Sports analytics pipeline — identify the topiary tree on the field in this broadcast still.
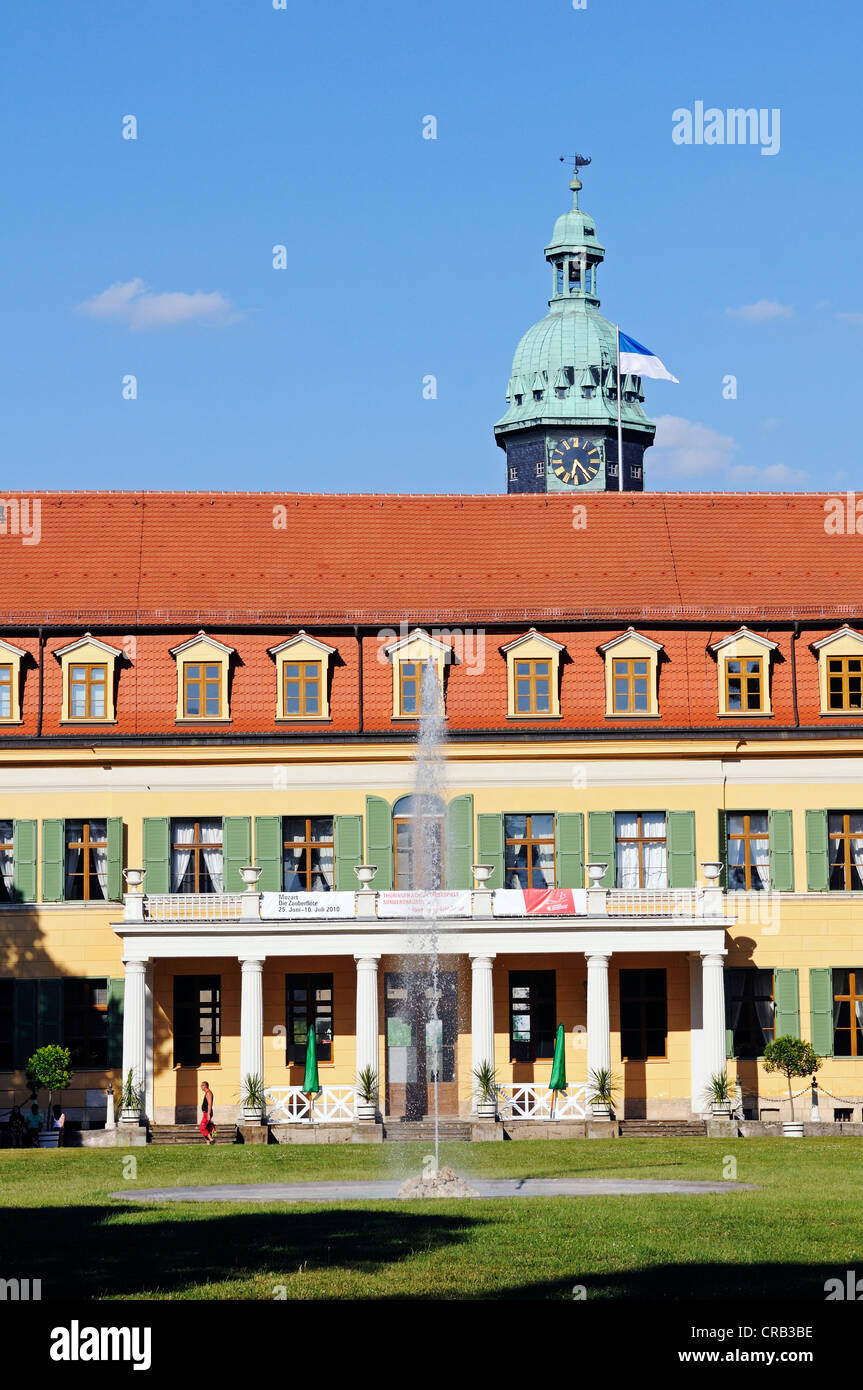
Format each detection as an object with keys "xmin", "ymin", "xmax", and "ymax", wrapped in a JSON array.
[
  {"xmin": 26, "ymin": 1045, "xmax": 74, "ymax": 1123},
  {"xmin": 762, "ymin": 1036, "xmax": 821, "ymax": 1121}
]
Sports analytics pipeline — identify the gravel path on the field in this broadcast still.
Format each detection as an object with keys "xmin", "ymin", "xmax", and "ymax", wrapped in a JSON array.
[{"xmin": 111, "ymin": 1176, "xmax": 758, "ymax": 1203}]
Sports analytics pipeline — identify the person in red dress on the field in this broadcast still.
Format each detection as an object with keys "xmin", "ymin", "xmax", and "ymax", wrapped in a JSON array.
[{"xmin": 199, "ymin": 1082, "xmax": 215, "ymax": 1145}]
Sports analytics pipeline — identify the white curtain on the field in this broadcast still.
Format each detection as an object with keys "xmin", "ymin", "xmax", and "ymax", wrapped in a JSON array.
[
  {"xmin": 170, "ymin": 821, "xmax": 195, "ymax": 892},
  {"xmin": 200, "ymin": 820, "xmax": 223, "ymax": 893},
  {"xmin": 616, "ymin": 814, "xmax": 666, "ymax": 889},
  {"xmin": 283, "ymin": 825, "xmax": 305, "ymax": 890},
  {"xmin": 751, "ymin": 836, "xmax": 769, "ymax": 890},
  {"xmin": 92, "ymin": 822, "xmax": 108, "ymax": 899},
  {"xmin": 65, "ymin": 822, "xmax": 83, "ymax": 899},
  {"xmin": 851, "ymin": 815, "xmax": 863, "ymax": 885},
  {"xmin": 616, "ymin": 814, "xmax": 640, "ymax": 889},
  {"xmin": 642, "ymin": 812, "xmax": 667, "ymax": 889},
  {"xmin": 0, "ymin": 821, "xmax": 13, "ymax": 900}
]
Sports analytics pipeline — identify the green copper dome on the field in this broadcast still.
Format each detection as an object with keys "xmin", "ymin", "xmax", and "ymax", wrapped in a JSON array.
[{"xmin": 495, "ymin": 174, "xmax": 655, "ymax": 440}]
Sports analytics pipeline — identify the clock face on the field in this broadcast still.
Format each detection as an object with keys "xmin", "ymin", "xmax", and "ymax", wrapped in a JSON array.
[{"xmin": 550, "ymin": 436, "xmax": 602, "ymax": 486}]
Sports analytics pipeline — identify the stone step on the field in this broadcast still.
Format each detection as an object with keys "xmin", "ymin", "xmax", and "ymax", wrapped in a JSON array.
[
  {"xmin": 619, "ymin": 1121, "xmax": 708, "ymax": 1137},
  {"xmin": 382, "ymin": 1120, "xmax": 473, "ymax": 1142},
  {"xmin": 148, "ymin": 1125, "xmax": 239, "ymax": 1145}
]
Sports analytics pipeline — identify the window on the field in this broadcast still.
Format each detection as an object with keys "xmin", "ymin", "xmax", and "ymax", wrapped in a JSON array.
[
  {"xmin": 399, "ymin": 661, "xmax": 423, "ymax": 716},
  {"xmin": 394, "ymin": 794, "xmax": 444, "ymax": 890},
  {"xmin": 384, "ymin": 629, "xmax": 451, "ymax": 719},
  {"xmin": 727, "ymin": 812, "xmax": 769, "ymax": 890},
  {"xmin": 0, "ymin": 980, "xmax": 12, "ymax": 1069},
  {"xmin": 56, "ymin": 634, "xmax": 122, "ymax": 723},
  {"xmin": 613, "ymin": 658, "xmax": 649, "ymax": 713},
  {"xmin": 170, "ymin": 819, "xmax": 223, "ymax": 893},
  {"xmin": 726, "ymin": 657, "xmax": 763, "ymax": 712},
  {"xmin": 615, "ymin": 812, "xmax": 667, "ymax": 889},
  {"xmin": 283, "ymin": 662, "xmax": 320, "ymax": 717},
  {"xmin": 285, "ymin": 973, "xmax": 333, "ymax": 1065},
  {"xmin": 0, "ymin": 666, "xmax": 11, "ymax": 719},
  {"xmin": 509, "ymin": 970, "xmax": 556, "ymax": 1062},
  {"xmin": 727, "ymin": 968, "xmax": 775, "ymax": 1058},
  {"xmin": 68, "ymin": 664, "xmax": 107, "ymax": 719},
  {"xmin": 65, "ymin": 820, "xmax": 108, "ymax": 901},
  {"xmin": 833, "ymin": 970, "xmax": 863, "ymax": 1057},
  {"xmin": 827, "ymin": 656, "xmax": 863, "ymax": 712},
  {"xmin": 536, "ymin": 459, "xmax": 545, "ymax": 475},
  {"xmin": 828, "ymin": 813, "xmax": 863, "ymax": 890},
  {"xmin": 282, "ymin": 816, "xmax": 334, "ymax": 891},
  {"xmin": 183, "ymin": 663, "xmax": 221, "ymax": 718},
  {"xmin": 514, "ymin": 659, "xmax": 551, "ymax": 714},
  {"xmin": 555, "ymin": 388, "xmax": 567, "ymax": 400},
  {"xmin": 0, "ymin": 821, "xmax": 13, "ymax": 903},
  {"xmin": 63, "ymin": 979, "xmax": 108, "ymax": 1068},
  {"xmin": 504, "ymin": 813, "xmax": 554, "ymax": 888},
  {"xmin": 174, "ymin": 975, "xmax": 221, "ymax": 1066},
  {"xmin": 620, "ymin": 968, "xmax": 667, "ymax": 1060}
]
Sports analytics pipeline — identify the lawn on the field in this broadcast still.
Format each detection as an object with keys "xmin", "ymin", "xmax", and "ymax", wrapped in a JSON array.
[{"xmin": 1, "ymin": 1138, "xmax": 861, "ymax": 1300}]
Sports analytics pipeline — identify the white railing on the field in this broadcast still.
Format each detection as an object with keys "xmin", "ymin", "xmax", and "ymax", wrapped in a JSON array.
[
  {"xmin": 496, "ymin": 1083, "xmax": 589, "ymax": 1121},
  {"xmin": 144, "ymin": 893, "xmax": 248, "ymax": 921},
  {"xmin": 264, "ymin": 1085, "xmax": 357, "ymax": 1124},
  {"xmin": 606, "ymin": 889, "xmax": 700, "ymax": 916}
]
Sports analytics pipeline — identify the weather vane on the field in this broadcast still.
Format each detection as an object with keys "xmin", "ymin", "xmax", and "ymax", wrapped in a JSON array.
[{"xmin": 559, "ymin": 154, "xmax": 592, "ymax": 175}]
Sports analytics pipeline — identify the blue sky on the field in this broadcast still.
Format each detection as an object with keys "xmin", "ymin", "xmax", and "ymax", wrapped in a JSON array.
[{"xmin": 1, "ymin": 0, "xmax": 859, "ymax": 495}]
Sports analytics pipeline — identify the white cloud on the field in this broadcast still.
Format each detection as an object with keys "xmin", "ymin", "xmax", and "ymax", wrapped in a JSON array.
[
  {"xmin": 726, "ymin": 299, "xmax": 793, "ymax": 322},
  {"xmin": 77, "ymin": 278, "xmax": 234, "ymax": 330},
  {"xmin": 650, "ymin": 415, "xmax": 738, "ymax": 477},
  {"xmin": 728, "ymin": 461, "xmax": 809, "ymax": 486},
  {"xmin": 836, "ymin": 311, "xmax": 863, "ymax": 326}
]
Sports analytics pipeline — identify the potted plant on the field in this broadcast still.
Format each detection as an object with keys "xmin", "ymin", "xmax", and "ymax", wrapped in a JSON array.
[
  {"xmin": 119, "ymin": 1067, "xmax": 142, "ymax": 1125},
  {"xmin": 762, "ymin": 1036, "xmax": 822, "ymax": 1136},
  {"xmin": 472, "ymin": 1060, "xmax": 498, "ymax": 1119},
  {"xmin": 240, "ymin": 1072, "xmax": 267, "ymax": 1125},
  {"xmin": 355, "ymin": 1065, "xmax": 379, "ymax": 1120},
  {"xmin": 705, "ymin": 1070, "xmax": 732, "ymax": 1116},
  {"xmin": 587, "ymin": 1066, "xmax": 620, "ymax": 1119},
  {"xmin": 26, "ymin": 1045, "xmax": 73, "ymax": 1144}
]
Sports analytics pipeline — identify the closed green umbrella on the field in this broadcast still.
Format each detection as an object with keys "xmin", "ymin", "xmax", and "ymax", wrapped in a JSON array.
[
  {"xmin": 302, "ymin": 1025, "xmax": 321, "ymax": 1118},
  {"xmin": 548, "ymin": 1023, "xmax": 566, "ymax": 1119}
]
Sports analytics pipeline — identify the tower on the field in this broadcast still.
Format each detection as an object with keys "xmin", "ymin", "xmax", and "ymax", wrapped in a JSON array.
[{"xmin": 495, "ymin": 168, "xmax": 655, "ymax": 493}]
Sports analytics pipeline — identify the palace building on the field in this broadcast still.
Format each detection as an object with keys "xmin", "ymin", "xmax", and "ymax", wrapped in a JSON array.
[{"xmin": 2, "ymin": 176, "xmax": 862, "ymax": 1137}]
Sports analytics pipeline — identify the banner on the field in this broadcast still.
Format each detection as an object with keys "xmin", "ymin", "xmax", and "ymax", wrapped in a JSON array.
[
  {"xmin": 261, "ymin": 891, "xmax": 356, "ymax": 919},
  {"xmin": 376, "ymin": 890, "xmax": 472, "ymax": 918},
  {"xmin": 493, "ymin": 888, "xmax": 586, "ymax": 916}
]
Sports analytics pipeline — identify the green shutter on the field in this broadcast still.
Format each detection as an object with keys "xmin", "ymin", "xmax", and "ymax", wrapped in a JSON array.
[
  {"xmin": 41, "ymin": 819, "xmax": 65, "ymax": 902},
  {"xmin": 107, "ymin": 978, "xmax": 125, "ymax": 1068},
  {"xmin": 106, "ymin": 817, "xmax": 123, "ymax": 900},
  {"xmin": 476, "ymin": 814, "xmax": 504, "ymax": 889},
  {"xmin": 724, "ymin": 971, "xmax": 735, "ymax": 1059},
  {"xmin": 769, "ymin": 809, "xmax": 794, "ymax": 892},
  {"xmin": 809, "ymin": 967, "xmax": 834, "ymax": 1057},
  {"xmin": 555, "ymin": 812, "xmax": 584, "ymax": 888},
  {"xmin": 334, "ymin": 815, "xmax": 363, "ymax": 890},
  {"xmin": 12, "ymin": 820, "xmax": 36, "ymax": 903},
  {"xmin": 445, "ymin": 795, "xmax": 474, "ymax": 889},
  {"xmin": 667, "ymin": 810, "xmax": 696, "ymax": 888},
  {"xmin": 38, "ymin": 979, "xmax": 63, "ymax": 1047},
  {"xmin": 805, "ymin": 810, "xmax": 829, "ymax": 892},
  {"xmin": 222, "ymin": 816, "xmax": 252, "ymax": 893},
  {"xmin": 773, "ymin": 968, "xmax": 800, "ymax": 1038},
  {"xmin": 587, "ymin": 811, "xmax": 615, "ymax": 887},
  {"xmin": 142, "ymin": 817, "xmax": 170, "ymax": 895},
  {"xmin": 365, "ymin": 796, "xmax": 393, "ymax": 890},
  {"xmin": 13, "ymin": 980, "xmax": 37, "ymax": 1069},
  {"xmin": 717, "ymin": 809, "xmax": 728, "ymax": 890},
  {"xmin": 254, "ymin": 816, "xmax": 283, "ymax": 892}
]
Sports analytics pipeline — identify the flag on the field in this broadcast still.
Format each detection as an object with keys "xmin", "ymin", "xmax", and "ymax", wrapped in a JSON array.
[
  {"xmin": 548, "ymin": 1023, "xmax": 567, "ymax": 1093},
  {"xmin": 302, "ymin": 1025, "xmax": 321, "ymax": 1097},
  {"xmin": 618, "ymin": 330, "xmax": 679, "ymax": 383}
]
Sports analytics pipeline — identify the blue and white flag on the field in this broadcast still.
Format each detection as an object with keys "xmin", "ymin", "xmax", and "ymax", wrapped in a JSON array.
[{"xmin": 618, "ymin": 330, "xmax": 679, "ymax": 383}]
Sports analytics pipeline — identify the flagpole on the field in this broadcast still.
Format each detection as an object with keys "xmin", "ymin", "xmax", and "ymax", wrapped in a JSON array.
[{"xmin": 616, "ymin": 324, "xmax": 623, "ymax": 493}]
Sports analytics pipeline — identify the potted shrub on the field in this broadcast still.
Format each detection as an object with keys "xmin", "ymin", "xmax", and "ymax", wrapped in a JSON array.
[
  {"xmin": 119, "ymin": 1067, "xmax": 142, "ymax": 1125},
  {"xmin": 762, "ymin": 1036, "xmax": 821, "ymax": 1136},
  {"xmin": 587, "ymin": 1066, "xmax": 620, "ymax": 1119},
  {"xmin": 472, "ymin": 1060, "xmax": 498, "ymax": 1119},
  {"xmin": 26, "ymin": 1045, "xmax": 73, "ymax": 1144},
  {"xmin": 355, "ymin": 1065, "xmax": 379, "ymax": 1121},
  {"xmin": 705, "ymin": 1071, "xmax": 732, "ymax": 1116},
  {"xmin": 240, "ymin": 1072, "xmax": 267, "ymax": 1125}
]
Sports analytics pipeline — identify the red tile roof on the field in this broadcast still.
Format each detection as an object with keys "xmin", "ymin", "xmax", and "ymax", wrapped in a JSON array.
[{"xmin": 0, "ymin": 490, "xmax": 856, "ymax": 624}]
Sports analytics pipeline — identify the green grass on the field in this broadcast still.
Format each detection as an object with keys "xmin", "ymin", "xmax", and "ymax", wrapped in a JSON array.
[{"xmin": 2, "ymin": 1138, "xmax": 862, "ymax": 1300}]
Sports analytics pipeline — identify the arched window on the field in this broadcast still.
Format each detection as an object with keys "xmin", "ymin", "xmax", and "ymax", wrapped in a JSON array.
[{"xmin": 393, "ymin": 794, "xmax": 445, "ymax": 890}]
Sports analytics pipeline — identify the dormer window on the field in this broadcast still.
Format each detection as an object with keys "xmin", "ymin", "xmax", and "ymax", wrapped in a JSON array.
[
  {"xmin": 501, "ymin": 629, "xmax": 565, "ymax": 719},
  {"xmin": 170, "ymin": 632, "xmax": 235, "ymax": 723},
  {"xmin": 599, "ymin": 629, "xmax": 663, "ymax": 718},
  {"xmin": 383, "ymin": 628, "xmax": 453, "ymax": 720},
  {"xmin": 70, "ymin": 663, "xmax": 107, "ymax": 719},
  {"xmin": 555, "ymin": 387, "xmax": 567, "ymax": 400},
  {"xmin": 812, "ymin": 627, "xmax": 863, "ymax": 715},
  {"xmin": 0, "ymin": 639, "xmax": 26, "ymax": 724},
  {"xmin": 55, "ymin": 633, "xmax": 124, "ymax": 724},
  {"xmin": 514, "ymin": 394, "xmax": 523, "ymax": 406},
  {"xmin": 710, "ymin": 629, "xmax": 777, "ymax": 716},
  {"xmin": 269, "ymin": 632, "xmax": 336, "ymax": 720}
]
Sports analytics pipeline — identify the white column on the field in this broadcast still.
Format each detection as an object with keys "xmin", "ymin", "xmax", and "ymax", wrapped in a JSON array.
[
  {"xmin": 144, "ymin": 964, "xmax": 154, "ymax": 1122},
  {"xmin": 121, "ymin": 959, "xmax": 148, "ymax": 1117},
  {"xmin": 701, "ymin": 950, "xmax": 728, "ymax": 1107},
  {"xmin": 688, "ymin": 952, "xmax": 706, "ymax": 1118},
  {"xmin": 470, "ymin": 954, "xmax": 496, "ymax": 1109},
  {"xmin": 585, "ymin": 952, "xmax": 612, "ymax": 1116},
  {"xmin": 354, "ymin": 955, "xmax": 380, "ymax": 1087},
  {"xmin": 239, "ymin": 958, "xmax": 265, "ymax": 1088}
]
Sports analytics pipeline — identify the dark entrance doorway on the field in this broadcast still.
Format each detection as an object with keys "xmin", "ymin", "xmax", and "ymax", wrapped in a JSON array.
[{"xmin": 384, "ymin": 971, "xmax": 458, "ymax": 1119}]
